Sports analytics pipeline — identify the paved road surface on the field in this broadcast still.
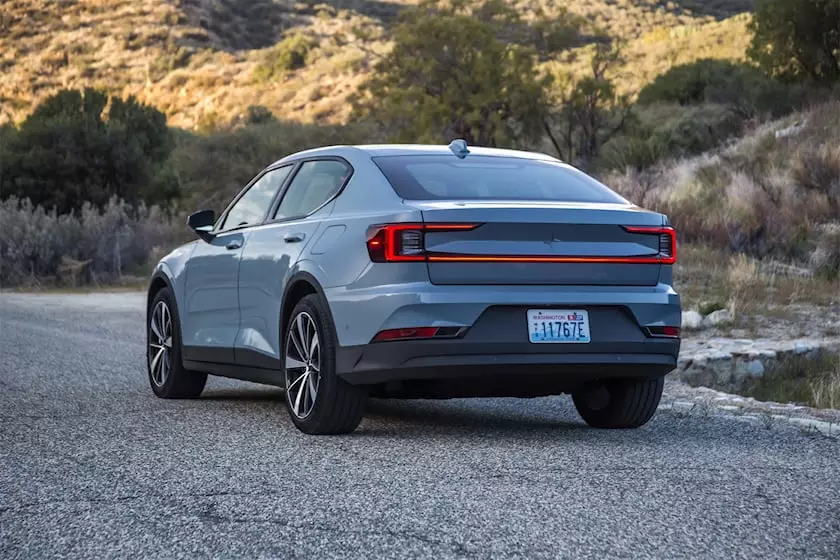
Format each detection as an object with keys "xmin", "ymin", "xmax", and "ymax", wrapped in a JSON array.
[{"xmin": 1, "ymin": 293, "xmax": 838, "ymax": 559}]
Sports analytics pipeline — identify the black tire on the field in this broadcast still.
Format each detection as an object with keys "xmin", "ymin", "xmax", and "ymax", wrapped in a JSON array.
[
  {"xmin": 572, "ymin": 376, "xmax": 664, "ymax": 429},
  {"xmin": 283, "ymin": 294, "xmax": 368, "ymax": 435},
  {"xmin": 147, "ymin": 288, "xmax": 207, "ymax": 399}
]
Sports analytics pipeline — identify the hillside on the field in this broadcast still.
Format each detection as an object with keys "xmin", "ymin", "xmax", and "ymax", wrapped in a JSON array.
[{"xmin": 0, "ymin": 0, "xmax": 755, "ymax": 129}]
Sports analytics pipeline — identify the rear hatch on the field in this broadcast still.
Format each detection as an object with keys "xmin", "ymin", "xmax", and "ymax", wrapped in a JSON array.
[{"xmin": 417, "ymin": 201, "xmax": 667, "ymax": 286}]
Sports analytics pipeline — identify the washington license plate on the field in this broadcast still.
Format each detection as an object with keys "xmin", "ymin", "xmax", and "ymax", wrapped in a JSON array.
[{"xmin": 527, "ymin": 309, "xmax": 591, "ymax": 343}]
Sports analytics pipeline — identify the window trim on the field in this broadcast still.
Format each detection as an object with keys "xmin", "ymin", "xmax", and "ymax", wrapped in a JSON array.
[
  {"xmin": 266, "ymin": 156, "xmax": 355, "ymax": 224},
  {"xmin": 213, "ymin": 163, "xmax": 296, "ymax": 234}
]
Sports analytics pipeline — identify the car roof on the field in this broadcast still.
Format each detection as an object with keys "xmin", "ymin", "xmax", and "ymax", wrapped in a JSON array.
[{"xmin": 270, "ymin": 144, "xmax": 560, "ymax": 167}]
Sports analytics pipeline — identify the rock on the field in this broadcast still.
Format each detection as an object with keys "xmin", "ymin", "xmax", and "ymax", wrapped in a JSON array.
[
  {"xmin": 735, "ymin": 359, "xmax": 765, "ymax": 380},
  {"xmin": 682, "ymin": 311, "xmax": 703, "ymax": 330},
  {"xmin": 795, "ymin": 341, "xmax": 817, "ymax": 355},
  {"xmin": 703, "ymin": 309, "xmax": 733, "ymax": 328},
  {"xmin": 775, "ymin": 120, "xmax": 807, "ymax": 139}
]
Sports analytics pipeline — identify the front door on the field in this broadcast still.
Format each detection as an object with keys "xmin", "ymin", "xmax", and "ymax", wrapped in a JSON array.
[
  {"xmin": 236, "ymin": 158, "xmax": 353, "ymax": 369},
  {"xmin": 181, "ymin": 165, "xmax": 291, "ymax": 364}
]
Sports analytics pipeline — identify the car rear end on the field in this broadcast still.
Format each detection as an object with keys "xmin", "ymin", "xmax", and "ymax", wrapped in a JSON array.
[{"xmin": 331, "ymin": 149, "xmax": 680, "ymax": 399}]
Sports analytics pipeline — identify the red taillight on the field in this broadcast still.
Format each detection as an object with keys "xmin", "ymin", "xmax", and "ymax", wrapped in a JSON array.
[
  {"xmin": 646, "ymin": 326, "xmax": 681, "ymax": 338},
  {"xmin": 366, "ymin": 223, "xmax": 479, "ymax": 263},
  {"xmin": 623, "ymin": 226, "xmax": 677, "ymax": 264}
]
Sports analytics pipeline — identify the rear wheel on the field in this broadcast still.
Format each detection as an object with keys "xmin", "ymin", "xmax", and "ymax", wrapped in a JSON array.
[
  {"xmin": 572, "ymin": 376, "xmax": 663, "ymax": 429},
  {"xmin": 283, "ymin": 294, "xmax": 368, "ymax": 435},
  {"xmin": 147, "ymin": 288, "xmax": 207, "ymax": 399}
]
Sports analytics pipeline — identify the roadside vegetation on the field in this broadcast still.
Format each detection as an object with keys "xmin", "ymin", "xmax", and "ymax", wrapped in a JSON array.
[
  {"xmin": 737, "ymin": 351, "xmax": 840, "ymax": 409},
  {"xmin": 1, "ymin": 0, "xmax": 839, "ymax": 293}
]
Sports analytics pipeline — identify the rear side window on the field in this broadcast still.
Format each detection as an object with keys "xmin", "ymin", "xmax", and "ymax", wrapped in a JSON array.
[
  {"xmin": 274, "ymin": 160, "xmax": 351, "ymax": 220},
  {"xmin": 372, "ymin": 155, "xmax": 626, "ymax": 203}
]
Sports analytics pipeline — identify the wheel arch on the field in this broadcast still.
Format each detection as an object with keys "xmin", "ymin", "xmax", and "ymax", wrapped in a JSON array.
[
  {"xmin": 147, "ymin": 272, "xmax": 174, "ymax": 316},
  {"xmin": 280, "ymin": 272, "xmax": 337, "ymax": 349}
]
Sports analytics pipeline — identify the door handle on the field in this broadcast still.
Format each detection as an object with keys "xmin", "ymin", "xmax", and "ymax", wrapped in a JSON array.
[
  {"xmin": 284, "ymin": 233, "xmax": 305, "ymax": 243},
  {"xmin": 225, "ymin": 240, "xmax": 242, "ymax": 250}
]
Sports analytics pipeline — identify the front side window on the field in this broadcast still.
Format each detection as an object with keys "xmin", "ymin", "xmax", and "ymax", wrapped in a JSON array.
[
  {"xmin": 274, "ymin": 160, "xmax": 351, "ymax": 220},
  {"xmin": 221, "ymin": 166, "xmax": 292, "ymax": 230},
  {"xmin": 372, "ymin": 155, "xmax": 627, "ymax": 204}
]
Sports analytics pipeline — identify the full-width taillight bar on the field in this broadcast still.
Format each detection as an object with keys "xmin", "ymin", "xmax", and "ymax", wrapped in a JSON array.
[{"xmin": 366, "ymin": 223, "xmax": 677, "ymax": 264}]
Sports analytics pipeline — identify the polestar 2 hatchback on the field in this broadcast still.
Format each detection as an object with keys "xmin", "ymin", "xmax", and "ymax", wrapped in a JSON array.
[{"xmin": 146, "ymin": 140, "xmax": 681, "ymax": 434}]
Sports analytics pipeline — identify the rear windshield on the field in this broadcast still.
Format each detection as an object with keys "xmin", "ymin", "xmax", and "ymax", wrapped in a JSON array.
[{"xmin": 372, "ymin": 155, "xmax": 627, "ymax": 203}]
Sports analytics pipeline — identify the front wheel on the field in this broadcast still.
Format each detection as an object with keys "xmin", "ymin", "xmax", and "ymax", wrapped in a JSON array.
[
  {"xmin": 283, "ymin": 294, "xmax": 368, "ymax": 435},
  {"xmin": 572, "ymin": 376, "xmax": 664, "ymax": 429}
]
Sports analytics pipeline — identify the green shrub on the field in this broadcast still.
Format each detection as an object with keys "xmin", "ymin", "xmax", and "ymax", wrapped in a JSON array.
[
  {"xmin": 600, "ymin": 103, "xmax": 746, "ymax": 171},
  {"xmin": 253, "ymin": 33, "xmax": 316, "ymax": 82},
  {"xmin": 245, "ymin": 105, "xmax": 277, "ymax": 125},
  {"xmin": 0, "ymin": 88, "xmax": 178, "ymax": 214},
  {"xmin": 651, "ymin": 104, "xmax": 745, "ymax": 158},
  {"xmin": 637, "ymin": 59, "xmax": 802, "ymax": 117}
]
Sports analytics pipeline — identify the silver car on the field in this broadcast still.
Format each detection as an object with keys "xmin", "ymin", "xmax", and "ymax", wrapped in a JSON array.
[{"xmin": 146, "ymin": 140, "xmax": 681, "ymax": 434}]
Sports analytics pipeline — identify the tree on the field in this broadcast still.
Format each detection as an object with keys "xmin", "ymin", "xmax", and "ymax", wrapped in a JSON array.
[
  {"xmin": 351, "ymin": 0, "xmax": 559, "ymax": 147},
  {"xmin": 543, "ymin": 44, "xmax": 632, "ymax": 170},
  {"xmin": 1, "ymin": 88, "xmax": 177, "ymax": 214},
  {"xmin": 748, "ymin": 0, "xmax": 840, "ymax": 86}
]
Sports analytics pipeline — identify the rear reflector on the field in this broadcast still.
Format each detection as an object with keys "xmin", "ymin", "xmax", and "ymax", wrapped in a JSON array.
[
  {"xmin": 371, "ymin": 326, "xmax": 465, "ymax": 342},
  {"xmin": 646, "ymin": 326, "xmax": 681, "ymax": 338}
]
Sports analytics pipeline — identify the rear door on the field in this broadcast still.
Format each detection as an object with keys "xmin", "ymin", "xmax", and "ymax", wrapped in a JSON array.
[
  {"xmin": 182, "ymin": 166, "xmax": 289, "ymax": 364},
  {"xmin": 235, "ymin": 158, "xmax": 353, "ymax": 369}
]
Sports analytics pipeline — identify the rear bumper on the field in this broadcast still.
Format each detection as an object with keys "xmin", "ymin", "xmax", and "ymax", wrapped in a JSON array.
[{"xmin": 336, "ymin": 337, "xmax": 680, "ymax": 388}]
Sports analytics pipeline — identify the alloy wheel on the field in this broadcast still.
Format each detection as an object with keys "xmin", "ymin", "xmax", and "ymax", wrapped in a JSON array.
[
  {"xmin": 285, "ymin": 311, "xmax": 321, "ymax": 419},
  {"xmin": 148, "ymin": 301, "xmax": 173, "ymax": 387}
]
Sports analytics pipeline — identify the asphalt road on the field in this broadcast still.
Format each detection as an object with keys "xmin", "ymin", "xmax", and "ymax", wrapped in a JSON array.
[{"xmin": 1, "ymin": 293, "xmax": 839, "ymax": 560}]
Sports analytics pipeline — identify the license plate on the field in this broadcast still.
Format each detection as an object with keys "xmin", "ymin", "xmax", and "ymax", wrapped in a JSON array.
[{"xmin": 527, "ymin": 309, "xmax": 591, "ymax": 344}]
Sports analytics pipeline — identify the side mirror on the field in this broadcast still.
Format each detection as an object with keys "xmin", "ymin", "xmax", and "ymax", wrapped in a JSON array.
[{"xmin": 187, "ymin": 209, "xmax": 216, "ymax": 242}]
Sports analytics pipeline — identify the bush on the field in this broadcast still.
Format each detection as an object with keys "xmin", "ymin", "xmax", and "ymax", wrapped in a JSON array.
[
  {"xmin": 790, "ymin": 143, "xmax": 840, "ymax": 214},
  {"xmin": 637, "ymin": 59, "xmax": 802, "ymax": 117},
  {"xmin": 810, "ymin": 224, "xmax": 840, "ymax": 279},
  {"xmin": 601, "ymin": 103, "xmax": 746, "ymax": 171},
  {"xmin": 651, "ymin": 104, "xmax": 746, "ymax": 158},
  {"xmin": 253, "ymin": 33, "xmax": 316, "ymax": 82},
  {"xmin": 0, "ymin": 197, "xmax": 185, "ymax": 286},
  {"xmin": 602, "ymin": 102, "xmax": 840, "ymax": 265},
  {"xmin": 1, "ymin": 88, "xmax": 178, "ymax": 214}
]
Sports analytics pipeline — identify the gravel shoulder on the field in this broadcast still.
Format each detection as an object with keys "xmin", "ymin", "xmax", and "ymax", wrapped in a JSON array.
[{"xmin": 1, "ymin": 292, "xmax": 839, "ymax": 559}]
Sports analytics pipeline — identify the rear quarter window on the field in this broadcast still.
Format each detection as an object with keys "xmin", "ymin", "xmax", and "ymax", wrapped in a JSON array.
[{"xmin": 372, "ymin": 155, "xmax": 627, "ymax": 204}]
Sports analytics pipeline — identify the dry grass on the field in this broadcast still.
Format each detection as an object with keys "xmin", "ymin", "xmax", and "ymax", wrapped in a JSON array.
[
  {"xmin": 675, "ymin": 244, "xmax": 840, "ymax": 313},
  {"xmin": 0, "ymin": 0, "xmax": 756, "ymax": 129},
  {"xmin": 737, "ymin": 352, "xmax": 840, "ymax": 409},
  {"xmin": 606, "ymin": 101, "xmax": 840, "ymax": 283}
]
